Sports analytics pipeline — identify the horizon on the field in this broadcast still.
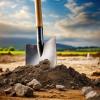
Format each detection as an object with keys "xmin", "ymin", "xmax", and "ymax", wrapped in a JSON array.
[
  {"xmin": 0, "ymin": 0, "xmax": 100, "ymax": 47},
  {"xmin": 0, "ymin": 37, "xmax": 100, "ymax": 50}
]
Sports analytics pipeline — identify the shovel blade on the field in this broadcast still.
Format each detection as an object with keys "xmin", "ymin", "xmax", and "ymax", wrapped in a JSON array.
[
  {"xmin": 26, "ymin": 37, "xmax": 56, "ymax": 67},
  {"xmin": 40, "ymin": 37, "xmax": 57, "ymax": 68},
  {"xmin": 26, "ymin": 44, "xmax": 39, "ymax": 65}
]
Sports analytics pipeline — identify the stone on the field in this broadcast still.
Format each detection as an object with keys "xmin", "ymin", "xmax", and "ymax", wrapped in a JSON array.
[
  {"xmin": 27, "ymin": 79, "xmax": 42, "ymax": 90},
  {"xmin": 45, "ymin": 84, "xmax": 54, "ymax": 89},
  {"xmin": 9, "ymin": 91, "xmax": 16, "ymax": 97},
  {"xmin": 5, "ymin": 68, "xmax": 10, "ymax": 72},
  {"xmin": 82, "ymin": 86, "xmax": 93, "ymax": 95},
  {"xmin": 3, "ymin": 78, "xmax": 10, "ymax": 84},
  {"xmin": 39, "ymin": 59, "xmax": 50, "ymax": 70},
  {"xmin": 86, "ymin": 91, "xmax": 100, "ymax": 100},
  {"xmin": 93, "ymin": 79, "xmax": 100, "ymax": 87},
  {"xmin": 56, "ymin": 85, "xmax": 65, "ymax": 91},
  {"xmin": 14, "ymin": 83, "xmax": 33, "ymax": 97},
  {"xmin": 9, "ymin": 82, "xmax": 14, "ymax": 86},
  {"xmin": 71, "ymin": 86, "xmax": 75, "ymax": 89},
  {"xmin": 4, "ymin": 87, "xmax": 16, "ymax": 97},
  {"xmin": 4, "ymin": 87, "xmax": 13, "ymax": 94}
]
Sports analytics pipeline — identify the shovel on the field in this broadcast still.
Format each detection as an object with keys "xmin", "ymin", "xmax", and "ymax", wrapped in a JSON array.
[{"xmin": 26, "ymin": 0, "xmax": 56, "ymax": 68}]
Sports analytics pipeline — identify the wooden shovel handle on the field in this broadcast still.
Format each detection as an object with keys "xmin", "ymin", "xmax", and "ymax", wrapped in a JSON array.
[{"xmin": 34, "ymin": 0, "xmax": 43, "ymax": 27}]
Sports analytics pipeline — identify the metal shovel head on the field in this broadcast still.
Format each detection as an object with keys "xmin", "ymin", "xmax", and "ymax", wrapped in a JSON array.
[
  {"xmin": 26, "ymin": 37, "xmax": 56, "ymax": 68},
  {"xmin": 26, "ymin": 44, "xmax": 39, "ymax": 65}
]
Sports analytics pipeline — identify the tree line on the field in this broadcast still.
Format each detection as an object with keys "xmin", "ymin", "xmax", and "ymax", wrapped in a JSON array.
[{"xmin": 0, "ymin": 47, "xmax": 15, "ymax": 51}]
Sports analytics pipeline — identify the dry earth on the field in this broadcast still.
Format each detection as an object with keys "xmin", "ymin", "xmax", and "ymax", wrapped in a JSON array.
[
  {"xmin": 0, "ymin": 89, "xmax": 85, "ymax": 100},
  {"xmin": 0, "ymin": 55, "xmax": 100, "ymax": 100},
  {"xmin": 0, "ymin": 55, "xmax": 100, "ymax": 76},
  {"xmin": 57, "ymin": 56, "xmax": 100, "ymax": 77},
  {"xmin": 0, "ymin": 55, "xmax": 25, "ymax": 71}
]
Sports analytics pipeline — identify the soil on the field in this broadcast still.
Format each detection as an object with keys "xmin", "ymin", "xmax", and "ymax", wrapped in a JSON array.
[
  {"xmin": 0, "ymin": 89, "xmax": 85, "ymax": 100},
  {"xmin": 0, "ymin": 55, "xmax": 100, "ymax": 100},
  {"xmin": 0, "ymin": 55, "xmax": 24, "ymax": 64},
  {"xmin": 0, "ymin": 59, "xmax": 92, "ymax": 91}
]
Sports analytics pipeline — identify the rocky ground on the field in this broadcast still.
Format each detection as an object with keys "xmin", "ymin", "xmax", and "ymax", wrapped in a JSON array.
[
  {"xmin": 0, "ymin": 89, "xmax": 85, "ymax": 100},
  {"xmin": 0, "ymin": 59, "xmax": 92, "ymax": 90},
  {"xmin": 0, "ymin": 55, "xmax": 100, "ymax": 100}
]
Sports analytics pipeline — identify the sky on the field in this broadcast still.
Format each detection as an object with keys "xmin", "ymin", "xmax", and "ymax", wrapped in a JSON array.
[{"xmin": 0, "ymin": 0, "xmax": 100, "ymax": 47}]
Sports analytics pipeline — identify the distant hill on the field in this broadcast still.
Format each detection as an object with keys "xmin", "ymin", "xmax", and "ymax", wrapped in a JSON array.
[
  {"xmin": 0, "ymin": 37, "xmax": 100, "ymax": 51},
  {"xmin": 56, "ymin": 43, "xmax": 75, "ymax": 50},
  {"xmin": 0, "ymin": 37, "xmax": 75, "ymax": 50},
  {"xmin": 0, "ymin": 37, "xmax": 36, "ymax": 50}
]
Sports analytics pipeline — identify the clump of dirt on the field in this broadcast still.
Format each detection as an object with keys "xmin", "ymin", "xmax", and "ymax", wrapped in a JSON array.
[
  {"xmin": 0, "ymin": 59, "xmax": 92, "ymax": 91},
  {"xmin": 91, "ymin": 71, "xmax": 100, "ymax": 77},
  {"xmin": 0, "ymin": 68, "xmax": 3, "ymax": 73}
]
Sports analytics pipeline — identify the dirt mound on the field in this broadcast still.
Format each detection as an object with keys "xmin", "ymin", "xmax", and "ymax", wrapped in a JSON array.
[{"xmin": 0, "ymin": 59, "xmax": 92, "ymax": 91}]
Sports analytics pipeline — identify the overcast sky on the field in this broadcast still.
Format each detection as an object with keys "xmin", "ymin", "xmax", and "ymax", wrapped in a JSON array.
[{"xmin": 0, "ymin": 0, "xmax": 100, "ymax": 46}]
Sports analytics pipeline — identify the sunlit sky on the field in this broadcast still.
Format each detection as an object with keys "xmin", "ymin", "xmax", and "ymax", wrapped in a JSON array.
[{"xmin": 0, "ymin": 0, "xmax": 100, "ymax": 46}]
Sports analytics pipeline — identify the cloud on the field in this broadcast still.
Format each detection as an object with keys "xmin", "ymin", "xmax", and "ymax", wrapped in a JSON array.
[
  {"xmin": 54, "ymin": 0, "xmax": 100, "ymax": 41},
  {"xmin": 0, "ymin": 22, "xmax": 36, "ymax": 38},
  {"xmin": 0, "ymin": 0, "xmax": 36, "ymax": 38},
  {"xmin": 0, "ymin": 0, "xmax": 35, "ymax": 32},
  {"xmin": 0, "ymin": 0, "xmax": 26, "ymax": 9},
  {"xmin": 64, "ymin": 0, "xmax": 93, "ymax": 15},
  {"xmin": 0, "ymin": 0, "xmax": 51, "ymax": 39},
  {"xmin": 12, "ymin": 6, "xmax": 32, "ymax": 20},
  {"xmin": 0, "ymin": 0, "xmax": 100, "ymax": 46},
  {"xmin": 48, "ymin": 14, "xmax": 59, "ymax": 18},
  {"xmin": 0, "ymin": 0, "xmax": 14, "ymax": 8}
]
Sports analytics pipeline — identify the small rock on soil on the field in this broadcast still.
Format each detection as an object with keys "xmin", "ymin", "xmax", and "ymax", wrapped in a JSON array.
[
  {"xmin": 14, "ymin": 83, "xmax": 33, "ymax": 97},
  {"xmin": 27, "ymin": 79, "xmax": 42, "ymax": 90}
]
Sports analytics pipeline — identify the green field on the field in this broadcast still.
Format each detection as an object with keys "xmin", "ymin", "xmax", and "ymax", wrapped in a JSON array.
[
  {"xmin": 0, "ymin": 46, "xmax": 100, "ymax": 56},
  {"xmin": 57, "ymin": 51, "xmax": 100, "ymax": 56},
  {"xmin": 0, "ymin": 50, "xmax": 100, "ymax": 57},
  {"xmin": 0, "ymin": 51, "xmax": 25, "ymax": 55}
]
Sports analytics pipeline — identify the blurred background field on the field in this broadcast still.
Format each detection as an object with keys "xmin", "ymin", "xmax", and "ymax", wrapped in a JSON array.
[
  {"xmin": 57, "ymin": 51, "xmax": 100, "ymax": 57},
  {"xmin": 0, "ymin": 46, "xmax": 100, "ymax": 56}
]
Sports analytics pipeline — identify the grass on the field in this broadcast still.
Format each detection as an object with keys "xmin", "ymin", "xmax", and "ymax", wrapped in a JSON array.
[
  {"xmin": 0, "ymin": 50, "xmax": 100, "ymax": 56},
  {"xmin": 0, "ymin": 51, "xmax": 25, "ymax": 55},
  {"xmin": 57, "ymin": 51, "xmax": 100, "ymax": 56}
]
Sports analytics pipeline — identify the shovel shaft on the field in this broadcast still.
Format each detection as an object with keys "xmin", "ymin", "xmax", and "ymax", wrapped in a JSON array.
[
  {"xmin": 34, "ymin": 0, "xmax": 44, "ymax": 56},
  {"xmin": 35, "ymin": 0, "xmax": 43, "ymax": 27}
]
